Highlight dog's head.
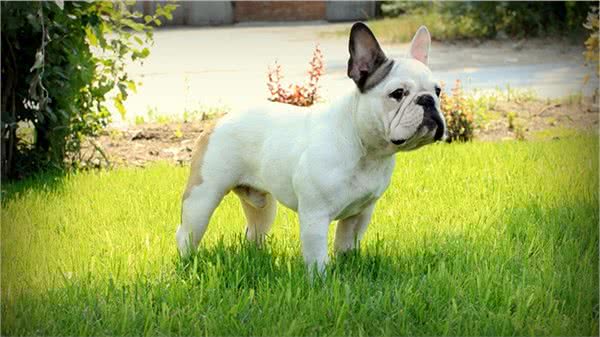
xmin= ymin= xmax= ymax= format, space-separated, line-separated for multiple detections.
xmin=348 ymin=23 xmax=446 ymax=152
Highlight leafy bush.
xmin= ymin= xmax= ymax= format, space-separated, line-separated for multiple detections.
xmin=1 ymin=1 xmax=175 ymax=179
xmin=444 ymin=1 xmax=591 ymax=39
xmin=377 ymin=1 xmax=593 ymax=41
xmin=267 ymin=45 xmax=324 ymax=107
xmin=440 ymin=80 xmax=474 ymax=142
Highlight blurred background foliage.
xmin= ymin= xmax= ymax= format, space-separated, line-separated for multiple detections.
xmin=0 ymin=1 xmax=175 ymax=180
xmin=583 ymin=6 xmax=599 ymax=81
xmin=380 ymin=1 xmax=594 ymax=40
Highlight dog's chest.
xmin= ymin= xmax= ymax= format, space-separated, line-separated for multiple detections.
xmin=332 ymin=158 xmax=394 ymax=220
xmin=335 ymin=192 xmax=377 ymax=220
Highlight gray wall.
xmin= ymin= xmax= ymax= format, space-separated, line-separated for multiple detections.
xmin=134 ymin=1 xmax=233 ymax=26
xmin=326 ymin=1 xmax=377 ymax=22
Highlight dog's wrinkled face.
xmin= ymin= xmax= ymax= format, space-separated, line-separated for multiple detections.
xmin=348 ymin=23 xmax=447 ymax=152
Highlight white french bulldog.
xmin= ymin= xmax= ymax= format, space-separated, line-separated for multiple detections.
xmin=176 ymin=23 xmax=446 ymax=273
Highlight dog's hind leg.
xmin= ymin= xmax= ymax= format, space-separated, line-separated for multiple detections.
xmin=176 ymin=120 xmax=233 ymax=258
xmin=176 ymin=182 xmax=227 ymax=258
xmin=234 ymin=186 xmax=277 ymax=244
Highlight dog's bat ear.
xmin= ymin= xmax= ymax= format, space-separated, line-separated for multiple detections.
xmin=409 ymin=26 xmax=431 ymax=65
xmin=347 ymin=22 xmax=388 ymax=92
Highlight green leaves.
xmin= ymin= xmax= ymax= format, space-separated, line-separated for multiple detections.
xmin=83 ymin=0 xmax=176 ymax=120
xmin=125 ymin=80 xmax=137 ymax=93
xmin=122 ymin=18 xmax=145 ymax=32
xmin=113 ymin=94 xmax=126 ymax=119
xmin=155 ymin=3 xmax=176 ymax=21
xmin=1 ymin=0 xmax=177 ymax=179
xmin=84 ymin=26 xmax=98 ymax=46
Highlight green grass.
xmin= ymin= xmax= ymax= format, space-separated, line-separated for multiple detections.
xmin=2 ymin=136 xmax=599 ymax=336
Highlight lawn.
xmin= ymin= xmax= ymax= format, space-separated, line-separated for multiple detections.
xmin=2 ymin=135 xmax=598 ymax=336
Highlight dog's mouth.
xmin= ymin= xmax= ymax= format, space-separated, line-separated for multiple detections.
xmin=391 ymin=114 xmax=446 ymax=150
xmin=420 ymin=115 xmax=445 ymax=141
xmin=392 ymin=127 xmax=434 ymax=150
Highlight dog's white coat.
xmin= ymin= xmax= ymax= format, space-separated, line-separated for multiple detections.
xmin=176 ymin=25 xmax=446 ymax=273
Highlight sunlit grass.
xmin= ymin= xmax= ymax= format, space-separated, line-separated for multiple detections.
xmin=2 ymin=135 xmax=598 ymax=336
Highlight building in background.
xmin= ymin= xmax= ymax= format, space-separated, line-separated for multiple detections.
xmin=134 ymin=1 xmax=378 ymax=26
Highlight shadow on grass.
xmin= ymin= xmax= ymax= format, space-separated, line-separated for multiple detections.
xmin=175 ymin=235 xmax=307 ymax=289
xmin=173 ymin=232 xmax=480 ymax=289
xmin=1 ymin=169 xmax=67 ymax=204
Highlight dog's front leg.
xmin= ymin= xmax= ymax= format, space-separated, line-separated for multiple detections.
xmin=298 ymin=211 xmax=331 ymax=275
xmin=334 ymin=202 xmax=376 ymax=254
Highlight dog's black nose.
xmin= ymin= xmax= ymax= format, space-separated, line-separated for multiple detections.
xmin=416 ymin=94 xmax=435 ymax=108
xmin=391 ymin=139 xmax=406 ymax=145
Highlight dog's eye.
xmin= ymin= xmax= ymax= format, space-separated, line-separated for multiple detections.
xmin=435 ymin=86 xmax=441 ymax=97
xmin=389 ymin=88 xmax=406 ymax=101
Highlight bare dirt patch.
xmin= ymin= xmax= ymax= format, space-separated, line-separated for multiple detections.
xmin=84 ymin=122 xmax=208 ymax=168
xmin=475 ymin=96 xmax=598 ymax=141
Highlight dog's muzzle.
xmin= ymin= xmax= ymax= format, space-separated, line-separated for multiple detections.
xmin=416 ymin=94 xmax=445 ymax=141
